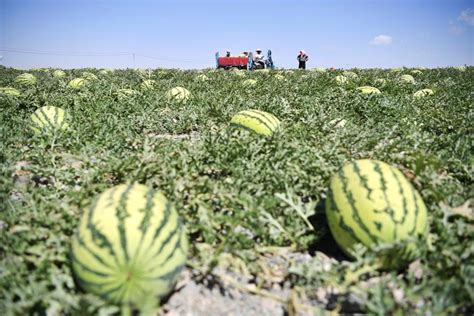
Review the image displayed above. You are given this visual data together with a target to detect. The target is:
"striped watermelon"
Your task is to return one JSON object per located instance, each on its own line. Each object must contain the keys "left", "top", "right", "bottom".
{"left": 140, "top": 80, "right": 156, "bottom": 91}
{"left": 335, "top": 75, "right": 348, "bottom": 84}
{"left": 357, "top": 86, "right": 381, "bottom": 95}
{"left": 230, "top": 109, "right": 280, "bottom": 136}
{"left": 325, "top": 160, "right": 428, "bottom": 267}
{"left": 400, "top": 74, "right": 415, "bottom": 84}
{"left": 68, "top": 78, "right": 88, "bottom": 89}
{"left": 82, "top": 72, "right": 98, "bottom": 81}
{"left": 53, "top": 70, "right": 66, "bottom": 78}
{"left": 0, "top": 87, "right": 21, "bottom": 97}
{"left": 15, "top": 73, "right": 37, "bottom": 86}
{"left": 414, "top": 89, "right": 434, "bottom": 98}
{"left": 343, "top": 71, "right": 358, "bottom": 79}
{"left": 166, "top": 87, "right": 190, "bottom": 103}
{"left": 71, "top": 183, "right": 188, "bottom": 307}
{"left": 195, "top": 74, "right": 209, "bottom": 82}
{"left": 30, "top": 106, "right": 69, "bottom": 134}
{"left": 99, "top": 69, "right": 112, "bottom": 75}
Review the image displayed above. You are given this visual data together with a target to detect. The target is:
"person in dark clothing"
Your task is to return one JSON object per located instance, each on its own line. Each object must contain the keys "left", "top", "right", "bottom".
{"left": 297, "top": 50, "right": 309, "bottom": 69}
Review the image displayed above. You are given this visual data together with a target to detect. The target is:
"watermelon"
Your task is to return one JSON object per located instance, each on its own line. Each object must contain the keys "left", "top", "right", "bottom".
{"left": 0, "top": 87, "right": 21, "bottom": 97}
{"left": 71, "top": 183, "right": 188, "bottom": 307}
{"left": 325, "top": 160, "right": 428, "bottom": 267}
{"left": 53, "top": 70, "right": 67, "bottom": 78}
{"left": 68, "top": 78, "right": 88, "bottom": 89}
{"left": 166, "top": 87, "right": 190, "bottom": 103}
{"left": 30, "top": 106, "right": 69, "bottom": 134}
{"left": 314, "top": 67, "right": 327, "bottom": 73}
{"left": 335, "top": 75, "right": 348, "bottom": 84}
{"left": 357, "top": 86, "right": 381, "bottom": 95}
{"left": 274, "top": 74, "right": 285, "bottom": 80}
{"left": 400, "top": 74, "right": 415, "bottom": 84}
{"left": 82, "top": 72, "right": 98, "bottom": 81}
{"left": 413, "top": 89, "right": 434, "bottom": 98}
{"left": 99, "top": 69, "right": 112, "bottom": 75}
{"left": 140, "top": 80, "right": 156, "bottom": 91}
{"left": 195, "top": 74, "right": 209, "bottom": 82}
{"left": 411, "top": 70, "right": 423, "bottom": 75}
{"left": 230, "top": 109, "right": 280, "bottom": 136}
{"left": 15, "top": 73, "right": 37, "bottom": 86}
{"left": 343, "top": 71, "right": 358, "bottom": 79}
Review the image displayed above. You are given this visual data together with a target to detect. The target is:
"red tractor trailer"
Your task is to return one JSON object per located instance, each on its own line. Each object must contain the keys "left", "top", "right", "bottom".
{"left": 215, "top": 50, "right": 274, "bottom": 70}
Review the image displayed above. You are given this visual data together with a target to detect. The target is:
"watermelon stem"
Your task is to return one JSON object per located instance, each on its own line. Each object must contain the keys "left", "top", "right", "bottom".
{"left": 120, "top": 304, "right": 132, "bottom": 316}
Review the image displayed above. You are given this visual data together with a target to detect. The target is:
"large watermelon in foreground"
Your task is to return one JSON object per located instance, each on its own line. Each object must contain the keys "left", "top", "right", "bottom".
{"left": 71, "top": 183, "right": 188, "bottom": 307}
{"left": 325, "top": 159, "right": 428, "bottom": 268}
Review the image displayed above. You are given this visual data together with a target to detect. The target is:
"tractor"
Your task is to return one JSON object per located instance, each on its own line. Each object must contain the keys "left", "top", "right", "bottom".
{"left": 215, "top": 50, "right": 274, "bottom": 70}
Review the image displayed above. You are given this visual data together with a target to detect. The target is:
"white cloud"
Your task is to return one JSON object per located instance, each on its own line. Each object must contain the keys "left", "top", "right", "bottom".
{"left": 459, "top": 8, "right": 474, "bottom": 26}
{"left": 369, "top": 35, "right": 393, "bottom": 46}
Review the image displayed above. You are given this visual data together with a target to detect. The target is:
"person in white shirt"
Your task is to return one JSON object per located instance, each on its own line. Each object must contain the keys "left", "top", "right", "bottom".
{"left": 253, "top": 48, "right": 265, "bottom": 68}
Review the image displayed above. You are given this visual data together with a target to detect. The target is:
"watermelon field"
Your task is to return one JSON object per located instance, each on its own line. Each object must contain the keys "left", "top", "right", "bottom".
{"left": 0, "top": 65, "right": 473, "bottom": 315}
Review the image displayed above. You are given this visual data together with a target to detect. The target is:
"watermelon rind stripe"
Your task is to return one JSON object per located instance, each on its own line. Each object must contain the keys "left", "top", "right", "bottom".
{"left": 31, "top": 111, "right": 47, "bottom": 129}
{"left": 145, "top": 215, "right": 180, "bottom": 265}
{"left": 145, "top": 223, "right": 185, "bottom": 273}
{"left": 76, "top": 190, "right": 117, "bottom": 269}
{"left": 242, "top": 110, "right": 276, "bottom": 130}
{"left": 145, "top": 201, "right": 173, "bottom": 254}
{"left": 100, "top": 281, "right": 128, "bottom": 303}
{"left": 389, "top": 167, "right": 410, "bottom": 227}
{"left": 372, "top": 161, "right": 400, "bottom": 240}
{"left": 230, "top": 122, "right": 264, "bottom": 134}
{"left": 138, "top": 187, "right": 156, "bottom": 234}
{"left": 352, "top": 162, "right": 373, "bottom": 200}
{"left": 337, "top": 169, "right": 378, "bottom": 243}
{"left": 116, "top": 183, "right": 135, "bottom": 263}
{"left": 75, "top": 233, "right": 114, "bottom": 270}
{"left": 145, "top": 262, "right": 186, "bottom": 282}
{"left": 71, "top": 247, "right": 113, "bottom": 278}
{"left": 131, "top": 187, "right": 157, "bottom": 266}
{"left": 372, "top": 162, "right": 395, "bottom": 217}
{"left": 327, "top": 187, "right": 363, "bottom": 245}
{"left": 408, "top": 184, "right": 422, "bottom": 235}
{"left": 87, "top": 186, "right": 121, "bottom": 267}
{"left": 39, "top": 107, "right": 57, "bottom": 130}
{"left": 251, "top": 109, "right": 279, "bottom": 126}
{"left": 236, "top": 112, "right": 274, "bottom": 133}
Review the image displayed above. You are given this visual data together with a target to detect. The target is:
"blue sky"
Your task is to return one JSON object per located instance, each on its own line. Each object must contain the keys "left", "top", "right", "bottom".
{"left": 0, "top": 0, "right": 473, "bottom": 69}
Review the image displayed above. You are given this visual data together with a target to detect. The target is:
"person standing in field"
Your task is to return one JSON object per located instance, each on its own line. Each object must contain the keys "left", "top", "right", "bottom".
{"left": 297, "top": 50, "right": 309, "bottom": 69}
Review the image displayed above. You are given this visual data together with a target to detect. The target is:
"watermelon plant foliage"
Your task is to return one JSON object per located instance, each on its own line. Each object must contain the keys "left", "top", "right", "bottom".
{"left": 0, "top": 65, "right": 472, "bottom": 315}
